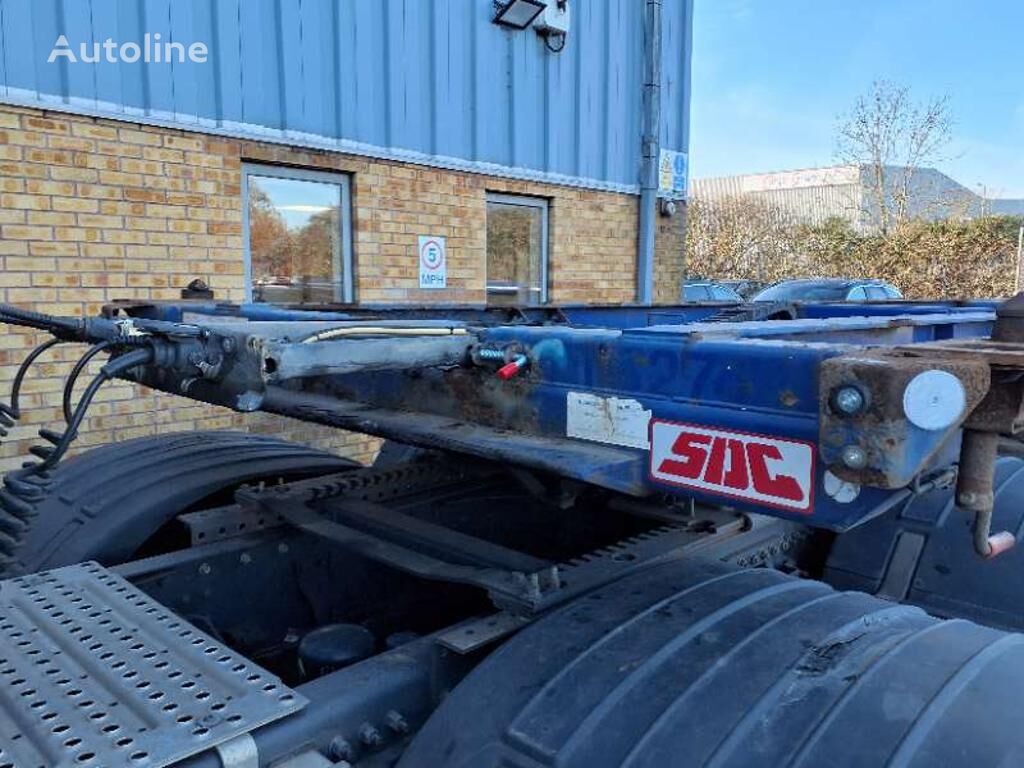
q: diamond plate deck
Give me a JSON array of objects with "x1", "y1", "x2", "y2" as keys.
[{"x1": 0, "y1": 562, "x2": 307, "y2": 768}]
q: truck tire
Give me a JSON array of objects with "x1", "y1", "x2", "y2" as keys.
[
  {"x1": 4, "y1": 431, "x2": 358, "y2": 576},
  {"x1": 401, "y1": 558, "x2": 1024, "y2": 768},
  {"x1": 825, "y1": 456, "x2": 1024, "y2": 631}
]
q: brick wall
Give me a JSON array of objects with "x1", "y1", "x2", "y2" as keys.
[
  {"x1": 654, "y1": 204, "x2": 688, "y2": 304},
  {"x1": 0, "y1": 105, "x2": 670, "y2": 473}
]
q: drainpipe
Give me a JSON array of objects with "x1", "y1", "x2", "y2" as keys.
[{"x1": 636, "y1": 0, "x2": 662, "y2": 305}]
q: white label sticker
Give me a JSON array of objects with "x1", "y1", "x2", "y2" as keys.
[
  {"x1": 418, "y1": 235, "x2": 447, "y2": 289},
  {"x1": 649, "y1": 420, "x2": 815, "y2": 513},
  {"x1": 566, "y1": 392, "x2": 651, "y2": 449}
]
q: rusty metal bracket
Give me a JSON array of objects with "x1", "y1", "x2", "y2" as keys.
[{"x1": 820, "y1": 295, "x2": 1024, "y2": 558}]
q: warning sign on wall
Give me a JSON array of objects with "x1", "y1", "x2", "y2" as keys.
[
  {"x1": 658, "y1": 149, "x2": 688, "y2": 198},
  {"x1": 418, "y1": 235, "x2": 447, "y2": 289}
]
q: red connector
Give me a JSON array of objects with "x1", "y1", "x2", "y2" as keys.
[{"x1": 496, "y1": 354, "x2": 529, "y2": 380}]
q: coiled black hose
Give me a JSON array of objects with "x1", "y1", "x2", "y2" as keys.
[{"x1": 0, "y1": 346, "x2": 154, "y2": 571}]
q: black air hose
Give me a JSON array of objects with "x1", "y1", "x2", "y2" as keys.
[
  {"x1": 0, "y1": 302, "x2": 82, "y2": 333},
  {"x1": 62, "y1": 340, "x2": 115, "y2": 423},
  {"x1": 0, "y1": 346, "x2": 155, "y2": 570},
  {"x1": 0, "y1": 337, "x2": 64, "y2": 442}
]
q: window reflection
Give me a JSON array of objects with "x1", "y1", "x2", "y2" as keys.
[{"x1": 248, "y1": 174, "x2": 345, "y2": 304}]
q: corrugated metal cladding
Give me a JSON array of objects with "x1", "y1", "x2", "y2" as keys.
[
  {"x1": 0, "y1": 0, "x2": 691, "y2": 193},
  {"x1": 691, "y1": 172, "x2": 863, "y2": 228}
]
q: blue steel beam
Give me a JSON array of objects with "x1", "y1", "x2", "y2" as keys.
[{"x1": 102, "y1": 300, "x2": 1001, "y2": 535}]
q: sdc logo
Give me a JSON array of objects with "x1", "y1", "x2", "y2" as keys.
[{"x1": 649, "y1": 420, "x2": 814, "y2": 513}]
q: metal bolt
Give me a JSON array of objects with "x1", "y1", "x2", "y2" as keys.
[
  {"x1": 385, "y1": 710, "x2": 409, "y2": 734},
  {"x1": 277, "y1": 543, "x2": 289, "y2": 554},
  {"x1": 358, "y1": 722, "x2": 383, "y2": 747},
  {"x1": 198, "y1": 563, "x2": 212, "y2": 576},
  {"x1": 328, "y1": 736, "x2": 355, "y2": 761},
  {"x1": 239, "y1": 553, "x2": 252, "y2": 565},
  {"x1": 832, "y1": 385, "x2": 866, "y2": 416},
  {"x1": 840, "y1": 445, "x2": 868, "y2": 470}
]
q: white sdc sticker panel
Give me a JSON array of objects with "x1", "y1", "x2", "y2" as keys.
[
  {"x1": 566, "y1": 392, "x2": 651, "y2": 450},
  {"x1": 649, "y1": 420, "x2": 815, "y2": 513}
]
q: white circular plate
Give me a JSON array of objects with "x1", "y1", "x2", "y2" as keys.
[{"x1": 902, "y1": 370, "x2": 966, "y2": 431}]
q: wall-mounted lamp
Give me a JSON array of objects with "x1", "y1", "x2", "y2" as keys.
[
  {"x1": 492, "y1": 0, "x2": 546, "y2": 30},
  {"x1": 659, "y1": 199, "x2": 679, "y2": 217}
]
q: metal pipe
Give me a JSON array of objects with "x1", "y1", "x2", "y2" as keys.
[
  {"x1": 956, "y1": 429, "x2": 1016, "y2": 558},
  {"x1": 636, "y1": 0, "x2": 663, "y2": 305}
]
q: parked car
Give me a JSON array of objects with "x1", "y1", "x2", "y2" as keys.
[
  {"x1": 683, "y1": 280, "x2": 743, "y2": 302},
  {"x1": 720, "y1": 279, "x2": 768, "y2": 299},
  {"x1": 752, "y1": 278, "x2": 902, "y2": 302}
]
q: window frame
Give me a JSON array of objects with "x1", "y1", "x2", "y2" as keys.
[
  {"x1": 241, "y1": 163, "x2": 355, "y2": 304},
  {"x1": 485, "y1": 192, "x2": 550, "y2": 305}
]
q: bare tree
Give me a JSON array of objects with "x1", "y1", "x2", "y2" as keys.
[{"x1": 835, "y1": 80, "x2": 953, "y2": 233}]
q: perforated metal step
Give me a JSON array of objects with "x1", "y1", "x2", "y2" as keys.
[{"x1": 0, "y1": 562, "x2": 307, "y2": 768}]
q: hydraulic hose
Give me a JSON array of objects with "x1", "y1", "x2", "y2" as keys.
[
  {"x1": 0, "y1": 302, "x2": 84, "y2": 336},
  {"x1": 62, "y1": 341, "x2": 115, "y2": 423},
  {"x1": 0, "y1": 338, "x2": 64, "y2": 440},
  {"x1": 0, "y1": 346, "x2": 155, "y2": 572}
]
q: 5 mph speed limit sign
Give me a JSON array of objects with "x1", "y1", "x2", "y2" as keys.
[{"x1": 418, "y1": 236, "x2": 447, "y2": 289}]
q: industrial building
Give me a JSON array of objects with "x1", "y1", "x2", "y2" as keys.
[
  {"x1": 692, "y1": 164, "x2": 1024, "y2": 231},
  {"x1": 0, "y1": 0, "x2": 692, "y2": 470}
]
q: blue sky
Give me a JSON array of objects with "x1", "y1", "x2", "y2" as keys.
[{"x1": 689, "y1": 0, "x2": 1024, "y2": 198}]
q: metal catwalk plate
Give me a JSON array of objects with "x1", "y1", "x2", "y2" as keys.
[{"x1": 0, "y1": 562, "x2": 307, "y2": 768}]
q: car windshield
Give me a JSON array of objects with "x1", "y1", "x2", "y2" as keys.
[{"x1": 753, "y1": 283, "x2": 851, "y2": 301}]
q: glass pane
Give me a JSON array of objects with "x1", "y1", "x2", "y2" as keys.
[
  {"x1": 684, "y1": 285, "x2": 708, "y2": 301},
  {"x1": 486, "y1": 201, "x2": 544, "y2": 306},
  {"x1": 248, "y1": 174, "x2": 344, "y2": 304}
]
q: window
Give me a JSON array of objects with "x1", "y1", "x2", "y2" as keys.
[
  {"x1": 710, "y1": 285, "x2": 740, "y2": 301},
  {"x1": 486, "y1": 193, "x2": 548, "y2": 305},
  {"x1": 864, "y1": 286, "x2": 889, "y2": 301},
  {"x1": 243, "y1": 164, "x2": 353, "y2": 304},
  {"x1": 683, "y1": 284, "x2": 710, "y2": 301},
  {"x1": 846, "y1": 286, "x2": 868, "y2": 301}
]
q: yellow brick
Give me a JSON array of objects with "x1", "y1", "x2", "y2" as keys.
[
  {"x1": 76, "y1": 184, "x2": 123, "y2": 200},
  {"x1": 28, "y1": 241, "x2": 78, "y2": 257},
  {"x1": 23, "y1": 117, "x2": 70, "y2": 134},
  {"x1": 142, "y1": 146, "x2": 185, "y2": 163},
  {"x1": 77, "y1": 214, "x2": 124, "y2": 229},
  {"x1": 126, "y1": 245, "x2": 168, "y2": 259},
  {"x1": 82, "y1": 243, "x2": 124, "y2": 258},
  {"x1": 28, "y1": 211, "x2": 76, "y2": 226},
  {"x1": 0, "y1": 130, "x2": 46, "y2": 147},
  {"x1": 25, "y1": 179, "x2": 75, "y2": 196},
  {"x1": 53, "y1": 197, "x2": 99, "y2": 213},
  {"x1": 0, "y1": 193, "x2": 47, "y2": 211},
  {"x1": 70, "y1": 123, "x2": 119, "y2": 141},
  {"x1": 118, "y1": 128, "x2": 163, "y2": 146},
  {"x1": 2, "y1": 224, "x2": 51, "y2": 239}
]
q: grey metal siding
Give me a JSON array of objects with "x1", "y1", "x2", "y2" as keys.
[{"x1": 0, "y1": 0, "x2": 691, "y2": 192}]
